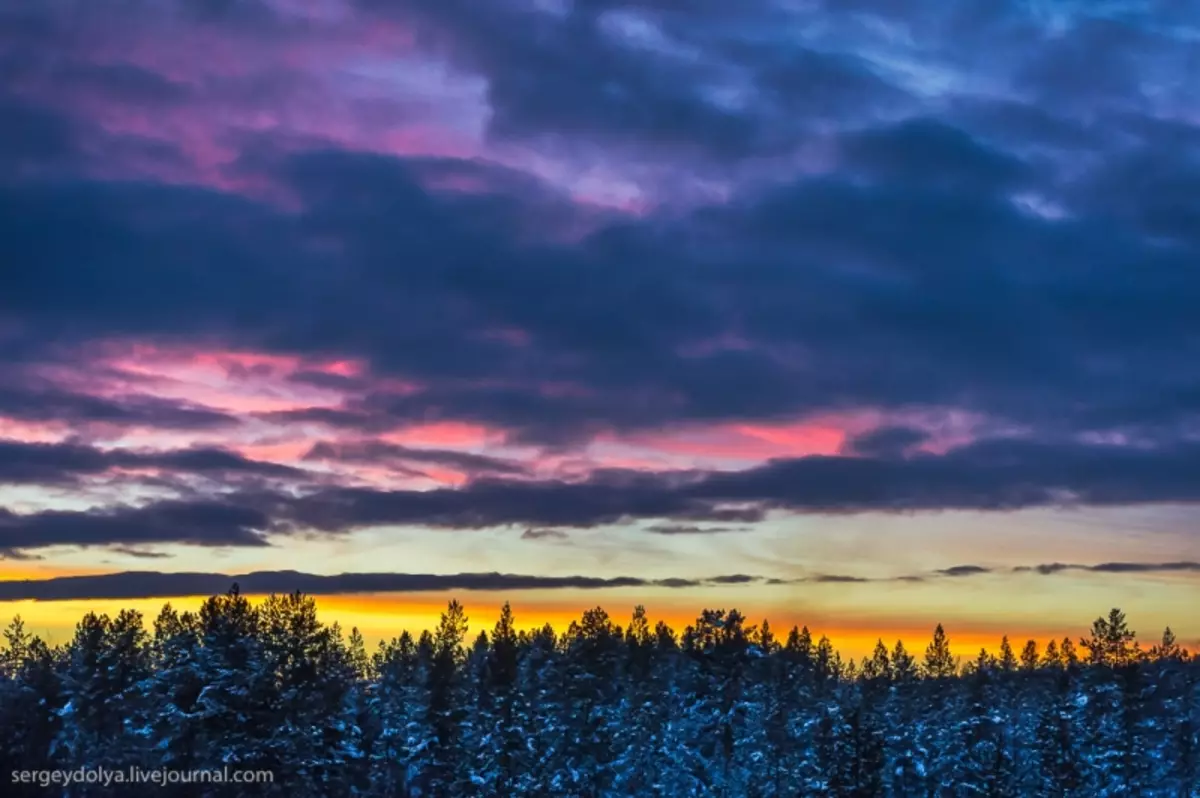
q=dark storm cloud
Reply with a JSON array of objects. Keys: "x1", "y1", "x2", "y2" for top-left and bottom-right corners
[
  {"x1": 644, "y1": 524, "x2": 746, "y2": 535},
  {"x1": 229, "y1": 438, "x2": 1200, "y2": 535},
  {"x1": 0, "y1": 549, "x2": 43, "y2": 562},
  {"x1": 108, "y1": 547, "x2": 174, "y2": 559},
  {"x1": 8, "y1": 435, "x2": 1200, "y2": 552},
  {"x1": 811, "y1": 575, "x2": 871, "y2": 584},
  {"x1": 521, "y1": 528, "x2": 568, "y2": 540},
  {"x1": 0, "y1": 385, "x2": 239, "y2": 430},
  {"x1": 707, "y1": 574, "x2": 759, "y2": 585},
  {"x1": 838, "y1": 118, "x2": 1032, "y2": 193},
  {"x1": 3, "y1": 130, "x2": 1200, "y2": 446},
  {"x1": 0, "y1": 498, "x2": 274, "y2": 556},
  {"x1": 753, "y1": 45, "x2": 908, "y2": 120},
  {"x1": 763, "y1": 560, "x2": 1200, "y2": 586},
  {"x1": 352, "y1": 0, "x2": 1197, "y2": 170},
  {"x1": 1015, "y1": 562, "x2": 1200, "y2": 576},
  {"x1": 936, "y1": 565, "x2": 992, "y2": 577},
  {"x1": 0, "y1": 569, "x2": 762, "y2": 602},
  {"x1": 675, "y1": 507, "x2": 768, "y2": 524},
  {"x1": 141, "y1": 448, "x2": 302, "y2": 478},
  {"x1": 0, "y1": 0, "x2": 1199, "y2": 518},
  {"x1": 0, "y1": 440, "x2": 302, "y2": 485},
  {"x1": 860, "y1": 561, "x2": 1200, "y2": 579},
  {"x1": 303, "y1": 441, "x2": 528, "y2": 477},
  {"x1": 1017, "y1": 563, "x2": 1074, "y2": 576},
  {"x1": 1088, "y1": 561, "x2": 1200, "y2": 574},
  {"x1": 282, "y1": 473, "x2": 703, "y2": 531},
  {"x1": 843, "y1": 426, "x2": 930, "y2": 458},
  {"x1": 684, "y1": 438, "x2": 1200, "y2": 514},
  {"x1": 358, "y1": 0, "x2": 788, "y2": 159},
  {"x1": 0, "y1": 555, "x2": 1192, "y2": 600},
  {"x1": 393, "y1": 437, "x2": 1200, "y2": 523}
]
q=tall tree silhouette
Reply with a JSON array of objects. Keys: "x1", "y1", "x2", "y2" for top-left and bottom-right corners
[{"x1": 922, "y1": 623, "x2": 957, "y2": 678}]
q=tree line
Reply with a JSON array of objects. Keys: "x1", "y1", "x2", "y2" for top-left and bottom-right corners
[{"x1": 0, "y1": 588, "x2": 1196, "y2": 796}]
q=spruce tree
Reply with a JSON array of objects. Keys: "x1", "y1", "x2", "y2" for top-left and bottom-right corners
[
  {"x1": 473, "y1": 602, "x2": 529, "y2": 797},
  {"x1": 862, "y1": 639, "x2": 892, "y2": 683},
  {"x1": 421, "y1": 600, "x2": 470, "y2": 797},
  {"x1": 891, "y1": 639, "x2": 918, "y2": 683},
  {"x1": 922, "y1": 624, "x2": 957, "y2": 678},
  {"x1": 0, "y1": 618, "x2": 60, "y2": 792},
  {"x1": 1020, "y1": 639, "x2": 1040, "y2": 672},
  {"x1": 997, "y1": 635, "x2": 1018, "y2": 672},
  {"x1": 1041, "y1": 638, "x2": 1063, "y2": 670},
  {"x1": 1080, "y1": 608, "x2": 1138, "y2": 666}
]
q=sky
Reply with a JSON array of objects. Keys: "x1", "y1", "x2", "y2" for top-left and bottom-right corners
[{"x1": 1, "y1": 0, "x2": 1199, "y2": 659}]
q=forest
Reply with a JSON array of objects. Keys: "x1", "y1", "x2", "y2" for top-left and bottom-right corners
[{"x1": 0, "y1": 588, "x2": 1196, "y2": 797}]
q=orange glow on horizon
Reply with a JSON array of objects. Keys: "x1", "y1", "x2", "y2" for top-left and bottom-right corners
[
  {"x1": 0, "y1": 589, "x2": 1165, "y2": 662},
  {"x1": 0, "y1": 564, "x2": 111, "y2": 581}
]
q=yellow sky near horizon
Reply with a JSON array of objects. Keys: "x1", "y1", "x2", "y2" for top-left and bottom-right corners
[
  {"x1": 2, "y1": 578, "x2": 1193, "y2": 662},
  {"x1": 3, "y1": 501, "x2": 1197, "y2": 663}
]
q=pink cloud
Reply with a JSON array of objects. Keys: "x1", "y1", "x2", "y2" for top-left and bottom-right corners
[
  {"x1": 235, "y1": 439, "x2": 315, "y2": 464},
  {"x1": 382, "y1": 422, "x2": 502, "y2": 449},
  {"x1": 88, "y1": 343, "x2": 353, "y2": 415},
  {"x1": 615, "y1": 418, "x2": 854, "y2": 466},
  {"x1": 0, "y1": 419, "x2": 70, "y2": 445}
]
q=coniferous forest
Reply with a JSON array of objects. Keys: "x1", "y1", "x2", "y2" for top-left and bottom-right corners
[{"x1": 0, "y1": 589, "x2": 1196, "y2": 797}]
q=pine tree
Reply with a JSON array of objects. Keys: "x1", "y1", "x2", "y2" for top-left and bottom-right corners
[
  {"x1": 1060, "y1": 637, "x2": 1079, "y2": 669},
  {"x1": 1150, "y1": 627, "x2": 1184, "y2": 661},
  {"x1": 966, "y1": 646, "x2": 993, "y2": 677},
  {"x1": 1041, "y1": 638, "x2": 1063, "y2": 670},
  {"x1": 54, "y1": 610, "x2": 151, "y2": 775},
  {"x1": 138, "y1": 604, "x2": 204, "y2": 775},
  {"x1": 874, "y1": 639, "x2": 924, "y2": 795},
  {"x1": 958, "y1": 661, "x2": 1014, "y2": 795},
  {"x1": 1020, "y1": 639, "x2": 1040, "y2": 671},
  {"x1": 471, "y1": 602, "x2": 529, "y2": 797},
  {"x1": 1075, "y1": 660, "x2": 1135, "y2": 793},
  {"x1": 517, "y1": 622, "x2": 563, "y2": 795},
  {"x1": 1080, "y1": 607, "x2": 1138, "y2": 666},
  {"x1": 369, "y1": 630, "x2": 425, "y2": 795},
  {"x1": 848, "y1": 692, "x2": 886, "y2": 796},
  {"x1": 1033, "y1": 669, "x2": 1081, "y2": 796},
  {"x1": 750, "y1": 622, "x2": 806, "y2": 798},
  {"x1": 420, "y1": 600, "x2": 470, "y2": 797},
  {"x1": 0, "y1": 618, "x2": 60, "y2": 792},
  {"x1": 891, "y1": 640, "x2": 917, "y2": 683},
  {"x1": 613, "y1": 606, "x2": 666, "y2": 796},
  {"x1": 784, "y1": 625, "x2": 814, "y2": 674},
  {"x1": 815, "y1": 635, "x2": 838, "y2": 686},
  {"x1": 257, "y1": 592, "x2": 360, "y2": 792},
  {"x1": 862, "y1": 639, "x2": 892, "y2": 683},
  {"x1": 346, "y1": 626, "x2": 371, "y2": 680},
  {"x1": 190, "y1": 585, "x2": 277, "y2": 786},
  {"x1": 922, "y1": 624, "x2": 957, "y2": 679},
  {"x1": 0, "y1": 616, "x2": 31, "y2": 678},
  {"x1": 997, "y1": 635, "x2": 1018, "y2": 672}
]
